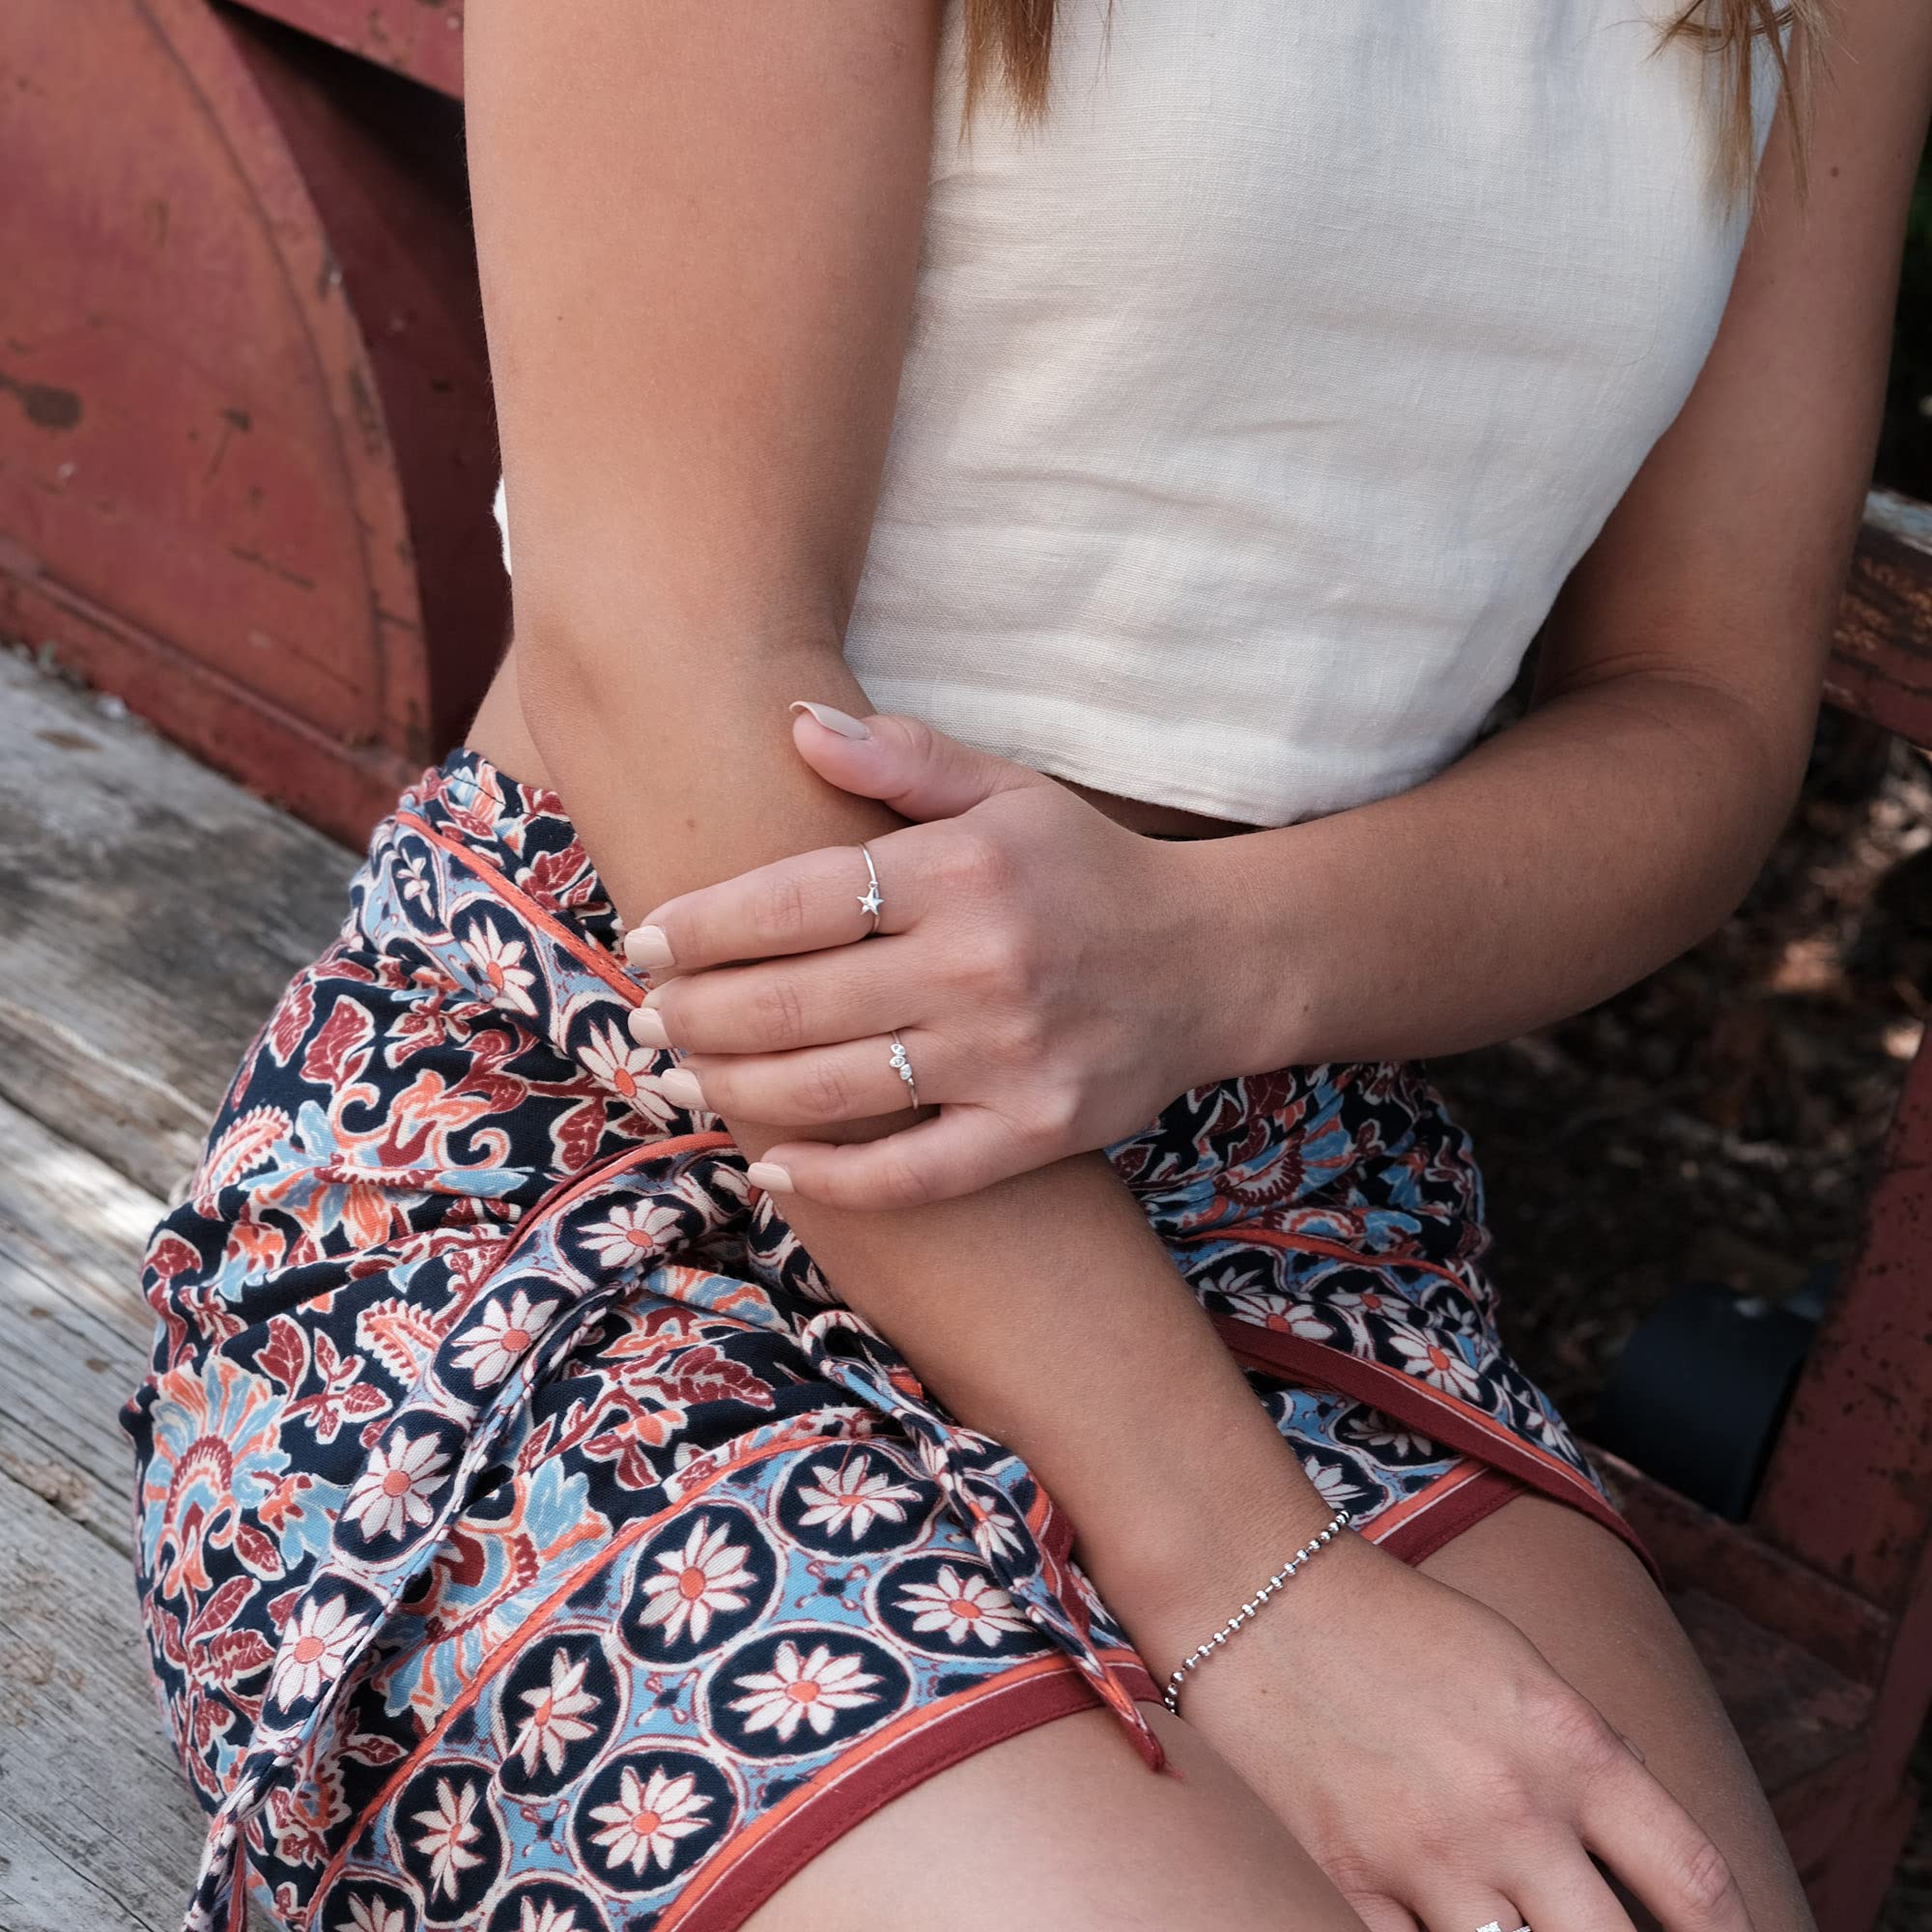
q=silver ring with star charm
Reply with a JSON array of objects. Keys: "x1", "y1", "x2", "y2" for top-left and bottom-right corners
[
  {"x1": 888, "y1": 1031, "x2": 919, "y2": 1109},
  {"x1": 856, "y1": 842, "x2": 885, "y2": 935}
]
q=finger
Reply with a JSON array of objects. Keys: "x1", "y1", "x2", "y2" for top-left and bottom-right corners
[
  {"x1": 1346, "y1": 1895, "x2": 1423, "y2": 1932},
  {"x1": 1577, "y1": 1755, "x2": 1753, "y2": 1932},
  {"x1": 631, "y1": 937, "x2": 914, "y2": 1055},
  {"x1": 748, "y1": 1106, "x2": 1027, "y2": 1210},
  {"x1": 789, "y1": 704, "x2": 1049, "y2": 821},
  {"x1": 676, "y1": 1030, "x2": 939, "y2": 1127},
  {"x1": 1516, "y1": 1845, "x2": 1641, "y2": 1932},
  {"x1": 628, "y1": 840, "x2": 914, "y2": 977},
  {"x1": 1407, "y1": 1894, "x2": 1524, "y2": 1932}
]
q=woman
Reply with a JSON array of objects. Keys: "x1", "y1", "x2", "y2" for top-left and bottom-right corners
[{"x1": 125, "y1": 3, "x2": 1930, "y2": 1929}]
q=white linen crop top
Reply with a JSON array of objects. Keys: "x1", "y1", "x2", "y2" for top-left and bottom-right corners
[{"x1": 493, "y1": 0, "x2": 1780, "y2": 828}]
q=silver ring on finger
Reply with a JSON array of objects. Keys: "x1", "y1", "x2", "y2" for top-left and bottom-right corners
[
  {"x1": 887, "y1": 1031, "x2": 919, "y2": 1110},
  {"x1": 856, "y1": 842, "x2": 885, "y2": 936}
]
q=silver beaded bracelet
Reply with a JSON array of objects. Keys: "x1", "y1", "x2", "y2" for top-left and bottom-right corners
[{"x1": 1159, "y1": 1507, "x2": 1353, "y2": 1716}]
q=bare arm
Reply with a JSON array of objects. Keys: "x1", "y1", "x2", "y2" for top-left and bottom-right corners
[
  {"x1": 1192, "y1": 0, "x2": 1932, "y2": 1079},
  {"x1": 589, "y1": 2, "x2": 1932, "y2": 1223},
  {"x1": 462, "y1": 0, "x2": 1332, "y2": 1668}
]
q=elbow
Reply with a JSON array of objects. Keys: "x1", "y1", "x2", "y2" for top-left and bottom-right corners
[
  {"x1": 508, "y1": 566, "x2": 850, "y2": 745},
  {"x1": 1686, "y1": 688, "x2": 1812, "y2": 933}
]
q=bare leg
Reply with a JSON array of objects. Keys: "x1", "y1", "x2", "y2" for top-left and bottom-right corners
[
  {"x1": 1419, "y1": 1492, "x2": 1815, "y2": 1932},
  {"x1": 743, "y1": 1701, "x2": 1369, "y2": 1932}
]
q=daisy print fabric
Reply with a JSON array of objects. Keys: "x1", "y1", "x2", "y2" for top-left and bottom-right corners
[{"x1": 123, "y1": 749, "x2": 1643, "y2": 1932}]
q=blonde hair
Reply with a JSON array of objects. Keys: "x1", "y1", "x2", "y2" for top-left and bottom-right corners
[{"x1": 960, "y1": 0, "x2": 1824, "y2": 201}]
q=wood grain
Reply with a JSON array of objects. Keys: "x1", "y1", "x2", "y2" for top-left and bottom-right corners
[{"x1": 0, "y1": 650, "x2": 355, "y2": 1199}]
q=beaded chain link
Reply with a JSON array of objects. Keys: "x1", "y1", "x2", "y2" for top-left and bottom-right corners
[{"x1": 1160, "y1": 1508, "x2": 1353, "y2": 1716}]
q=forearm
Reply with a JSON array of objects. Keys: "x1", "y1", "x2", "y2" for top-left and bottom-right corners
[
  {"x1": 1195, "y1": 670, "x2": 1805, "y2": 1074},
  {"x1": 518, "y1": 621, "x2": 1334, "y2": 1661}
]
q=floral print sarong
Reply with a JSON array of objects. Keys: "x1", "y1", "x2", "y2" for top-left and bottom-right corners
[{"x1": 123, "y1": 749, "x2": 1643, "y2": 1932}]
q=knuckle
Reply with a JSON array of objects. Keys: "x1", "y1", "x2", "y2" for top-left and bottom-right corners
[
  {"x1": 1668, "y1": 1835, "x2": 1740, "y2": 1920},
  {"x1": 890, "y1": 713, "x2": 939, "y2": 765},
  {"x1": 1534, "y1": 1685, "x2": 1625, "y2": 1780},
  {"x1": 1022, "y1": 1083, "x2": 1081, "y2": 1146},
  {"x1": 875, "y1": 1144, "x2": 936, "y2": 1209},
  {"x1": 937, "y1": 827, "x2": 1009, "y2": 897},
  {"x1": 955, "y1": 923, "x2": 1028, "y2": 1000},
  {"x1": 802, "y1": 1058, "x2": 853, "y2": 1120},
  {"x1": 1469, "y1": 1762, "x2": 1541, "y2": 1830},
  {"x1": 753, "y1": 866, "x2": 810, "y2": 946},
  {"x1": 752, "y1": 975, "x2": 807, "y2": 1051}
]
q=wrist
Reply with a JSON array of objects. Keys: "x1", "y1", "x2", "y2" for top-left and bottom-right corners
[
  {"x1": 1147, "y1": 830, "x2": 1327, "y2": 1081},
  {"x1": 1074, "y1": 1431, "x2": 1354, "y2": 1673}
]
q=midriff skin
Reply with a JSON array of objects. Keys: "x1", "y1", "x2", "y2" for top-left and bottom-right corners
[{"x1": 467, "y1": 641, "x2": 1260, "y2": 841}]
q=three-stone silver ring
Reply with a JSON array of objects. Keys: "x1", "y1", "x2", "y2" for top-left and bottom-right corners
[{"x1": 888, "y1": 1031, "x2": 919, "y2": 1110}]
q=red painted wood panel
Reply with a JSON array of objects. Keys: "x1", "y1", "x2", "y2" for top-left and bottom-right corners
[{"x1": 0, "y1": 0, "x2": 503, "y2": 841}]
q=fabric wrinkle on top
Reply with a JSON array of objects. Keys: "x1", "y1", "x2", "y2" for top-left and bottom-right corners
[{"x1": 491, "y1": 0, "x2": 1782, "y2": 829}]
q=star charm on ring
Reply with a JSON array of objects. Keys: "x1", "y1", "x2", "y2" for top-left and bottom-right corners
[{"x1": 856, "y1": 843, "x2": 885, "y2": 935}]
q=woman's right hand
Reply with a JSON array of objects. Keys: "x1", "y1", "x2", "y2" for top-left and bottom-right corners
[{"x1": 1171, "y1": 1531, "x2": 1752, "y2": 1932}]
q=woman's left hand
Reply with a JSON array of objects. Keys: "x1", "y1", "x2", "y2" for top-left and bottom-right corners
[{"x1": 623, "y1": 702, "x2": 1224, "y2": 1208}]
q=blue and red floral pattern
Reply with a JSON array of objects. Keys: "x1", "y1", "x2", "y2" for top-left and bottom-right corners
[{"x1": 123, "y1": 750, "x2": 1643, "y2": 1932}]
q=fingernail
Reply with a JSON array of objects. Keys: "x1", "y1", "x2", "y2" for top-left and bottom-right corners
[
  {"x1": 628, "y1": 1006, "x2": 669, "y2": 1048},
  {"x1": 787, "y1": 700, "x2": 870, "y2": 741},
  {"x1": 660, "y1": 1066, "x2": 705, "y2": 1108},
  {"x1": 746, "y1": 1159, "x2": 794, "y2": 1194},
  {"x1": 625, "y1": 924, "x2": 674, "y2": 970}
]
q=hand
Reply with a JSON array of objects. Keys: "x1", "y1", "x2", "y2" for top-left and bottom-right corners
[
  {"x1": 1177, "y1": 1533, "x2": 1752, "y2": 1932},
  {"x1": 624, "y1": 702, "x2": 1216, "y2": 1208}
]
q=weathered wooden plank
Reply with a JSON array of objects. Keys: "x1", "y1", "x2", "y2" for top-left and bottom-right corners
[
  {"x1": 0, "y1": 1271, "x2": 146, "y2": 1557},
  {"x1": 0, "y1": 1467, "x2": 206, "y2": 1932},
  {"x1": 1830, "y1": 488, "x2": 1932, "y2": 751},
  {"x1": 0, "y1": 1089, "x2": 170, "y2": 1551},
  {"x1": 0, "y1": 648, "x2": 355, "y2": 1199},
  {"x1": 0, "y1": 1088, "x2": 168, "y2": 1333}
]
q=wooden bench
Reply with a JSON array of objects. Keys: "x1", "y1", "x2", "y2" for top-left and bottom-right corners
[
  {"x1": 0, "y1": 648, "x2": 355, "y2": 1926},
  {"x1": 2, "y1": 0, "x2": 1929, "y2": 1918}
]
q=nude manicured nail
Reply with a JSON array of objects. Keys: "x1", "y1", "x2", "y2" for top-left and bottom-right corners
[
  {"x1": 625, "y1": 924, "x2": 674, "y2": 970},
  {"x1": 787, "y1": 700, "x2": 870, "y2": 740},
  {"x1": 628, "y1": 1006, "x2": 669, "y2": 1048},
  {"x1": 746, "y1": 1160, "x2": 795, "y2": 1194},
  {"x1": 660, "y1": 1066, "x2": 705, "y2": 1108}
]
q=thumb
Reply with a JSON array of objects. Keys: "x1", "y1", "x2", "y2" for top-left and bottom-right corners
[{"x1": 787, "y1": 701, "x2": 1046, "y2": 822}]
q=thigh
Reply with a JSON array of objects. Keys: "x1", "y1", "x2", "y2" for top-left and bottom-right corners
[
  {"x1": 744, "y1": 1701, "x2": 1370, "y2": 1932},
  {"x1": 1419, "y1": 1492, "x2": 1815, "y2": 1932}
]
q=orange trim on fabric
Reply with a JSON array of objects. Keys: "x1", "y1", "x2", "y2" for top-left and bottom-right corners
[
  {"x1": 513, "y1": 1127, "x2": 737, "y2": 1237},
  {"x1": 1371, "y1": 1462, "x2": 1528, "y2": 1567},
  {"x1": 1215, "y1": 1318, "x2": 1660, "y2": 1583},
  {"x1": 394, "y1": 808, "x2": 644, "y2": 1004},
  {"x1": 659, "y1": 1652, "x2": 1158, "y2": 1932},
  {"x1": 1358, "y1": 1456, "x2": 1487, "y2": 1545},
  {"x1": 302, "y1": 1427, "x2": 841, "y2": 1922},
  {"x1": 1179, "y1": 1221, "x2": 1478, "y2": 1296}
]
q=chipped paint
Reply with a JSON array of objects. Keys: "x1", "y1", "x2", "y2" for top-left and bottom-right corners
[{"x1": 0, "y1": 368, "x2": 81, "y2": 431}]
